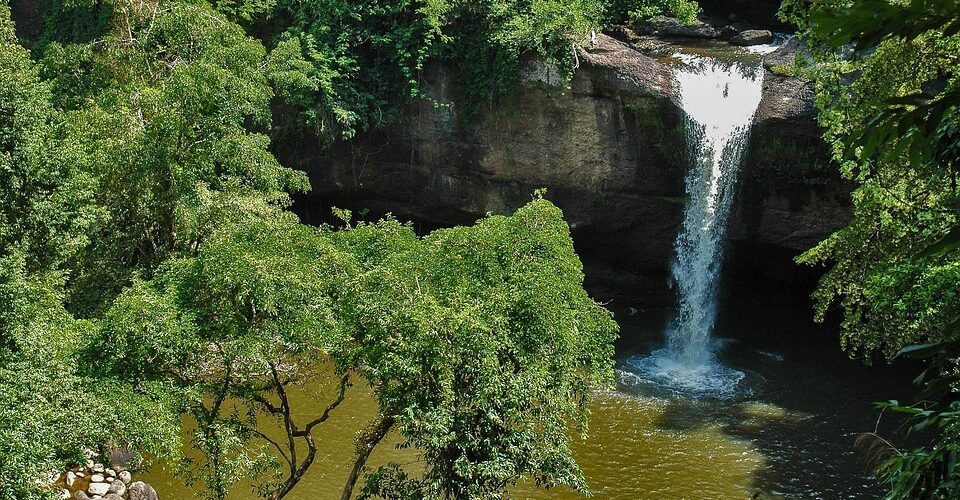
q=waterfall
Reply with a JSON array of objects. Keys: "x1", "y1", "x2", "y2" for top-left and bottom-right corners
[
  {"x1": 666, "y1": 54, "x2": 765, "y2": 366},
  {"x1": 628, "y1": 44, "x2": 779, "y2": 397}
]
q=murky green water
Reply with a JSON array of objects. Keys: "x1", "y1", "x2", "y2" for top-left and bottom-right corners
[{"x1": 145, "y1": 303, "x2": 914, "y2": 499}]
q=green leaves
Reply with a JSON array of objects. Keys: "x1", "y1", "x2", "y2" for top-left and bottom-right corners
[
  {"x1": 86, "y1": 199, "x2": 615, "y2": 500},
  {"x1": 342, "y1": 200, "x2": 618, "y2": 498},
  {"x1": 807, "y1": 0, "x2": 960, "y2": 54},
  {"x1": 787, "y1": 2, "x2": 960, "y2": 497},
  {"x1": 0, "y1": 255, "x2": 182, "y2": 500},
  {"x1": 244, "y1": 0, "x2": 607, "y2": 139},
  {"x1": 630, "y1": 0, "x2": 700, "y2": 24},
  {"x1": 29, "y1": 0, "x2": 312, "y2": 315},
  {"x1": 3, "y1": 3, "x2": 618, "y2": 498},
  {"x1": 788, "y1": 0, "x2": 960, "y2": 358}
]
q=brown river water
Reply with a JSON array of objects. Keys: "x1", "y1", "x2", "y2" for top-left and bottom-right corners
[{"x1": 144, "y1": 302, "x2": 917, "y2": 499}]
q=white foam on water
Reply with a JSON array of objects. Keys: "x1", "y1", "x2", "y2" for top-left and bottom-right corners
[{"x1": 626, "y1": 348, "x2": 746, "y2": 398}]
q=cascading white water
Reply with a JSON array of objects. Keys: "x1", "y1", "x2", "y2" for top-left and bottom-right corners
[
  {"x1": 629, "y1": 43, "x2": 780, "y2": 397},
  {"x1": 666, "y1": 53, "x2": 764, "y2": 365}
]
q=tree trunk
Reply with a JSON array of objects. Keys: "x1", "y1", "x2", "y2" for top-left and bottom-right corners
[{"x1": 340, "y1": 415, "x2": 394, "y2": 500}]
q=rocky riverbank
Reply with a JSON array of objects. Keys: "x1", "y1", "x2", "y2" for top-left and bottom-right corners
[{"x1": 47, "y1": 450, "x2": 159, "y2": 500}]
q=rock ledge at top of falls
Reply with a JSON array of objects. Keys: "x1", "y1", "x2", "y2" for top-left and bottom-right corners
[
  {"x1": 574, "y1": 33, "x2": 817, "y2": 130},
  {"x1": 755, "y1": 38, "x2": 817, "y2": 128},
  {"x1": 635, "y1": 16, "x2": 720, "y2": 39},
  {"x1": 570, "y1": 34, "x2": 675, "y2": 98}
]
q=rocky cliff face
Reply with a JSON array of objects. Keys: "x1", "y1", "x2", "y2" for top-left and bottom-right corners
[{"x1": 287, "y1": 33, "x2": 849, "y2": 305}]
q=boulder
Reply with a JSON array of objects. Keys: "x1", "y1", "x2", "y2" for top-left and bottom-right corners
[
  {"x1": 103, "y1": 494, "x2": 124, "y2": 500},
  {"x1": 90, "y1": 474, "x2": 104, "y2": 483},
  {"x1": 118, "y1": 470, "x2": 132, "y2": 484},
  {"x1": 763, "y1": 37, "x2": 811, "y2": 71},
  {"x1": 731, "y1": 29, "x2": 774, "y2": 46},
  {"x1": 574, "y1": 34, "x2": 674, "y2": 97},
  {"x1": 108, "y1": 478, "x2": 126, "y2": 496},
  {"x1": 636, "y1": 16, "x2": 719, "y2": 38},
  {"x1": 108, "y1": 446, "x2": 136, "y2": 471},
  {"x1": 720, "y1": 25, "x2": 740, "y2": 39},
  {"x1": 88, "y1": 482, "x2": 110, "y2": 496},
  {"x1": 128, "y1": 481, "x2": 159, "y2": 500},
  {"x1": 73, "y1": 491, "x2": 91, "y2": 500}
]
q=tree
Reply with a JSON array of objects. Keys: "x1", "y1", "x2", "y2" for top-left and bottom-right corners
[
  {"x1": 782, "y1": 0, "x2": 960, "y2": 359},
  {"x1": 36, "y1": 0, "x2": 312, "y2": 316},
  {"x1": 783, "y1": 0, "x2": 960, "y2": 497},
  {"x1": 1, "y1": 6, "x2": 180, "y2": 498},
  {"x1": 337, "y1": 199, "x2": 617, "y2": 499},
  {"x1": 92, "y1": 198, "x2": 618, "y2": 500},
  {"x1": 93, "y1": 204, "x2": 356, "y2": 499},
  {"x1": 2, "y1": 1, "x2": 620, "y2": 498}
]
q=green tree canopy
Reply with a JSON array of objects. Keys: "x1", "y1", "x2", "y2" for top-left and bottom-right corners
[
  {"x1": 784, "y1": 1, "x2": 960, "y2": 497},
  {"x1": 2, "y1": 2, "x2": 621, "y2": 498},
  {"x1": 783, "y1": 0, "x2": 960, "y2": 359}
]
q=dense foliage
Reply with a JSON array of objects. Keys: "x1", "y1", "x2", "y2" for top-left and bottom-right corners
[
  {"x1": 32, "y1": 0, "x2": 698, "y2": 145},
  {"x1": 252, "y1": 0, "x2": 606, "y2": 138},
  {"x1": 0, "y1": 5, "x2": 182, "y2": 498},
  {"x1": 786, "y1": 0, "x2": 960, "y2": 359},
  {"x1": 605, "y1": 0, "x2": 699, "y2": 25},
  {"x1": 0, "y1": 0, "x2": 635, "y2": 498},
  {"x1": 785, "y1": 0, "x2": 960, "y2": 497},
  {"x1": 232, "y1": 0, "x2": 700, "y2": 140}
]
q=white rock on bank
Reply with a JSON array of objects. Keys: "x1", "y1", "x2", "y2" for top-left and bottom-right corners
[
  {"x1": 128, "y1": 481, "x2": 159, "y2": 500},
  {"x1": 88, "y1": 481, "x2": 110, "y2": 496},
  {"x1": 108, "y1": 478, "x2": 126, "y2": 496}
]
